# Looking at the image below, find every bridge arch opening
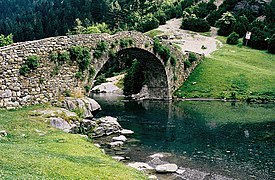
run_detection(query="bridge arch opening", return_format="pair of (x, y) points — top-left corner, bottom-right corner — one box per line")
(92, 48), (171, 100)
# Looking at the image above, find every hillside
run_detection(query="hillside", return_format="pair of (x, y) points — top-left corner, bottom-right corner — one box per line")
(175, 37), (275, 102)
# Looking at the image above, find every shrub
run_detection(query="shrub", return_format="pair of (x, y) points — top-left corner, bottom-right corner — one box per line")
(19, 65), (30, 76)
(155, 10), (166, 25)
(26, 56), (39, 69)
(93, 50), (103, 59)
(93, 41), (108, 59)
(49, 52), (58, 62)
(19, 55), (40, 76)
(153, 39), (171, 64)
(246, 27), (268, 50)
(120, 39), (129, 48)
(58, 52), (70, 63)
(181, 13), (211, 32)
(75, 71), (83, 80)
(227, 32), (239, 45)
(268, 34), (275, 54)
(184, 60), (191, 69)
(138, 13), (159, 32)
(188, 52), (198, 63)
(84, 85), (91, 93)
(63, 90), (72, 97)
(94, 74), (107, 86)
(0, 34), (13, 47)
(170, 55), (177, 66)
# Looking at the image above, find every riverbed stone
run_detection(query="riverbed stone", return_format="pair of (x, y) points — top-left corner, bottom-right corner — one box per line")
(112, 156), (125, 161)
(155, 164), (178, 173)
(175, 167), (210, 179)
(128, 162), (154, 171)
(120, 129), (134, 135)
(109, 141), (124, 148)
(112, 135), (127, 142)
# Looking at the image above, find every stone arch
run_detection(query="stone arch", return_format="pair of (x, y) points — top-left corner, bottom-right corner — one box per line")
(93, 47), (171, 100)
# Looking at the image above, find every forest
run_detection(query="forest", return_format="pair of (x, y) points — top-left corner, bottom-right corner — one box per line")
(0, 0), (274, 52)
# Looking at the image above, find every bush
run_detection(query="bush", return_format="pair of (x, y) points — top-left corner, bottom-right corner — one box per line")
(93, 41), (108, 59)
(227, 32), (239, 45)
(188, 52), (198, 63)
(268, 34), (275, 54)
(49, 52), (58, 62)
(58, 52), (70, 63)
(170, 55), (177, 66)
(138, 13), (159, 32)
(19, 55), (40, 76)
(0, 34), (13, 47)
(184, 60), (191, 69)
(153, 39), (171, 64)
(155, 10), (166, 25)
(181, 13), (211, 32)
(246, 27), (268, 50)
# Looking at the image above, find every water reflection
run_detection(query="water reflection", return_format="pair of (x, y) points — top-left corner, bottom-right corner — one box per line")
(93, 94), (275, 179)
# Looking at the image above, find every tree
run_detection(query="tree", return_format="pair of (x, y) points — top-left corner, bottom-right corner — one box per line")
(233, 15), (249, 37)
(0, 34), (13, 47)
(226, 32), (239, 45)
(216, 11), (236, 36)
(137, 13), (159, 32)
(268, 34), (275, 54)
(181, 12), (210, 32)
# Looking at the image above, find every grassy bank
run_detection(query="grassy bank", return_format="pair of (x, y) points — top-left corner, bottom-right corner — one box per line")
(175, 37), (275, 102)
(0, 105), (146, 179)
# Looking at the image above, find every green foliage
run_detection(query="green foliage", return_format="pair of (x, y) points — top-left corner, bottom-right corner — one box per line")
(155, 10), (166, 25)
(120, 38), (134, 48)
(84, 85), (91, 93)
(19, 55), (40, 76)
(188, 52), (198, 63)
(170, 55), (177, 66)
(153, 39), (171, 64)
(51, 66), (60, 76)
(93, 41), (108, 59)
(75, 71), (83, 80)
(19, 65), (30, 76)
(227, 32), (239, 45)
(63, 90), (72, 97)
(268, 34), (275, 54)
(181, 13), (211, 32)
(184, 60), (192, 69)
(108, 50), (116, 58)
(137, 13), (159, 32)
(72, 107), (85, 119)
(0, 34), (13, 47)
(94, 74), (107, 86)
(69, 46), (92, 72)
(233, 15), (249, 37)
(247, 26), (269, 50)
(49, 52), (58, 62)
(57, 52), (70, 63)
(216, 11), (236, 36)
(124, 59), (146, 95)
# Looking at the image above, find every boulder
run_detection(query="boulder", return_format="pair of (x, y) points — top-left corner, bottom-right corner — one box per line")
(155, 164), (178, 173)
(109, 141), (124, 148)
(148, 175), (158, 180)
(128, 162), (154, 171)
(120, 129), (134, 135)
(112, 135), (127, 142)
(62, 97), (101, 119)
(92, 116), (122, 137)
(50, 117), (71, 132)
(112, 156), (125, 161)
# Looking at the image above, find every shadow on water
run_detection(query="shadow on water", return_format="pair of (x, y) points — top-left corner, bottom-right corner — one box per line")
(92, 94), (275, 179)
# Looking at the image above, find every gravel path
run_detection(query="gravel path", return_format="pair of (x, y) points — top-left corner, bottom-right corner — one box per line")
(155, 18), (222, 56)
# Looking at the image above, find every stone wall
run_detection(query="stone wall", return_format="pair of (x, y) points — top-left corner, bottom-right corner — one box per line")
(0, 31), (203, 109)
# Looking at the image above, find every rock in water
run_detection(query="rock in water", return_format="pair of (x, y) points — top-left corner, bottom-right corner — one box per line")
(112, 135), (127, 142)
(155, 164), (178, 173)
(62, 97), (101, 119)
(128, 162), (154, 171)
(109, 141), (124, 148)
(120, 129), (134, 135)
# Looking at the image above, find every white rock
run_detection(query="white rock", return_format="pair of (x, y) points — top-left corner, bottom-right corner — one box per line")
(155, 164), (178, 173)
(94, 143), (101, 148)
(50, 117), (71, 131)
(148, 175), (158, 180)
(120, 129), (134, 135)
(150, 153), (164, 159)
(128, 162), (154, 171)
(112, 156), (125, 161)
(112, 135), (127, 142)
(176, 169), (186, 174)
(109, 141), (124, 148)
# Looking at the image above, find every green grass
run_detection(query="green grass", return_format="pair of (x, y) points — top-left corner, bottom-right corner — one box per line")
(0, 105), (146, 179)
(175, 37), (275, 101)
(144, 30), (164, 38)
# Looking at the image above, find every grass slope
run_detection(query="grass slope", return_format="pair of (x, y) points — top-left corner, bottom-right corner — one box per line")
(175, 37), (275, 101)
(0, 105), (146, 179)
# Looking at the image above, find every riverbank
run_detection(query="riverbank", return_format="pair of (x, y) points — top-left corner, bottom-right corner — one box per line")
(175, 36), (275, 102)
(0, 105), (146, 179)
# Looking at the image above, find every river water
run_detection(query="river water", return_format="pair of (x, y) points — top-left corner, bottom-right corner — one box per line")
(92, 94), (275, 180)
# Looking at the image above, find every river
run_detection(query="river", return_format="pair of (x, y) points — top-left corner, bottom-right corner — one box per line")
(92, 94), (275, 180)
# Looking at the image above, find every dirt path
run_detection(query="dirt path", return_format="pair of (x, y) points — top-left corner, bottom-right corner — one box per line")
(155, 18), (222, 56)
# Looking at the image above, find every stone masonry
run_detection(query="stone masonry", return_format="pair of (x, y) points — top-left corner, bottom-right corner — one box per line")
(0, 31), (203, 109)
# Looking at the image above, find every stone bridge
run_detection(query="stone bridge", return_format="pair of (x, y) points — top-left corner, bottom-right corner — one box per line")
(0, 31), (203, 108)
